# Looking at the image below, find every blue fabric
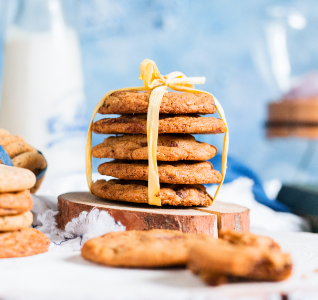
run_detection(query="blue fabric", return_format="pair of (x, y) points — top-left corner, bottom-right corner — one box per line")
(0, 146), (47, 181)
(0, 145), (14, 166)
(209, 154), (290, 212)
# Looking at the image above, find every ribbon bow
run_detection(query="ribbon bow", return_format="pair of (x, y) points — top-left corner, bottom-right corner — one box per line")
(139, 59), (206, 90)
(86, 59), (228, 207)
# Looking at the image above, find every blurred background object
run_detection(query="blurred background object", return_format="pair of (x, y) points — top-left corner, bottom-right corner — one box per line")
(0, 0), (86, 176)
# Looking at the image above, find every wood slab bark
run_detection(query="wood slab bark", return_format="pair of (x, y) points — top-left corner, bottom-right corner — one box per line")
(57, 192), (250, 237)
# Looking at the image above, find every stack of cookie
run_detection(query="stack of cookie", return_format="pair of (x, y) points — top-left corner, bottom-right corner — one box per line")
(0, 165), (50, 258)
(0, 128), (47, 193)
(90, 90), (226, 206)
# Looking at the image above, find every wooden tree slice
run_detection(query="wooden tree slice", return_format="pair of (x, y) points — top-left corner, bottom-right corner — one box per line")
(57, 192), (250, 237)
(194, 202), (250, 233)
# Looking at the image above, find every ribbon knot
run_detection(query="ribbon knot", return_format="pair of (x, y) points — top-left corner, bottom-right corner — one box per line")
(139, 59), (206, 91)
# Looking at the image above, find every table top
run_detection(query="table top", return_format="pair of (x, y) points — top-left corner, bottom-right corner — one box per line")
(1, 230), (318, 300)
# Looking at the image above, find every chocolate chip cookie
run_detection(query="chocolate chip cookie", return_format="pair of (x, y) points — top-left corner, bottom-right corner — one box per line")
(81, 229), (214, 268)
(92, 134), (217, 161)
(92, 114), (226, 134)
(98, 91), (217, 114)
(98, 161), (222, 184)
(91, 179), (213, 206)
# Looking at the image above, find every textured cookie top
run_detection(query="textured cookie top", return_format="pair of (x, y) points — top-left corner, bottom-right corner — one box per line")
(0, 211), (33, 232)
(91, 179), (213, 206)
(0, 190), (33, 215)
(0, 228), (50, 258)
(0, 165), (36, 193)
(93, 114), (226, 134)
(98, 160), (222, 184)
(81, 229), (214, 268)
(98, 91), (217, 114)
(92, 134), (217, 161)
(188, 235), (292, 285)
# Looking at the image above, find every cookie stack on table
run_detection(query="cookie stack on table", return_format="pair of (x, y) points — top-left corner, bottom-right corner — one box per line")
(0, 165), (50, 258)
(90, 90), (226, 206)
(0, 128), (47, 193)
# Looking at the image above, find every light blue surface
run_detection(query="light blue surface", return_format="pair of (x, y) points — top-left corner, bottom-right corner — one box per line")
(1, 0), (318, 183)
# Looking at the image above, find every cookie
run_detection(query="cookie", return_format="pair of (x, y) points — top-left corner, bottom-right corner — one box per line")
(219, 230), (281, 251)
(92, 134), (217, 161)
(0, 135), (25, 147)
(98, 91), (217, 115)
(187, 239), (292, 285)
(0, 190), (33, 216)
(0, 129), (9, 137)
(4, 142), (37, 159)
(81, 229), (214, 268)
(12, 151), (47, 174)
(98, 161), (222, 184)
(0, 165), (36, 193)
(91, 179), (213, 206)
(0, 227), (50, 258)
(0, 211), (33, 231)
(92, 114), (226, 134)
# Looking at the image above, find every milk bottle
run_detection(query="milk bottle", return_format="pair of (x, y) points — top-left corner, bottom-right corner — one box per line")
(0, 0), (86, 176)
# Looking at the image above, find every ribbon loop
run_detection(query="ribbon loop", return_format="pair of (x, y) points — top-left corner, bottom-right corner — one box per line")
(139, 59), (206, 91)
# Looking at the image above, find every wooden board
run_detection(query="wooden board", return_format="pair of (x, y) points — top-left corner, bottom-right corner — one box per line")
(56, 192), (250, 237)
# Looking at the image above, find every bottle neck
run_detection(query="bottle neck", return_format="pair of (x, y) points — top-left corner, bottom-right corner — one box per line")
(13, 0), (75, 33)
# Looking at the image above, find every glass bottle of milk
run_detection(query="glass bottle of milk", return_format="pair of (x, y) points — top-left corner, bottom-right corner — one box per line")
(0, 0), (86, 176)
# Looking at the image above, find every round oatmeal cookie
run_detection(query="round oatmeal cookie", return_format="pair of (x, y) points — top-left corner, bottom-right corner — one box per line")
(92, 134), (217, 161)
(12, 151), (47, 174)
(0, 227), (50, 258)
(0, 211), (33, 231)
(92, 114), (226, 135)
(0, 190), (33, 216)
(91, 179), (213, 206)
(81, 229), (214, 268)
(4, 142), (37, 159)
(0, 165), (36, 193)
(98, 160), (222, 184)
(98, 90), (217, 114)
(188, 238), (292, 285)
(0, 135), (25, 147)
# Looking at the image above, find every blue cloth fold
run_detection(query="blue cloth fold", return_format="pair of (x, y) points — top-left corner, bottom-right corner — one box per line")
(209, 154), (290, 212)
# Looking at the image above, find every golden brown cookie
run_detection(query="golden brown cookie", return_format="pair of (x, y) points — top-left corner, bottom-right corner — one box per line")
(0, 135), (25, 147)
(98, 161), (222, 184)
(0, 190), (33, 216)
(99, 91), (217, 114)
(92, 134), (217, 161)
(81, 229), (214, 268)
(0, 165), (36, 193)
(4, 142), (37, 159)
(93, 114), (226, 134)
(0, 227), (50, 258)
(0, 128), (10, 137)
(91, 179), (213, 206)
(12, 151), (47, 174)
(0, 211), (33, 231)
(219, 230), (281, 251)
(187, 238), (292, 285)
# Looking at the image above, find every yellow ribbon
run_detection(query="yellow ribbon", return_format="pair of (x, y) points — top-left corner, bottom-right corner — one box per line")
(86, 59), (229, 207)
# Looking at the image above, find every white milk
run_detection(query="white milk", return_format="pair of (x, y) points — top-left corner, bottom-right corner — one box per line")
(0, 26), (86, 175)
